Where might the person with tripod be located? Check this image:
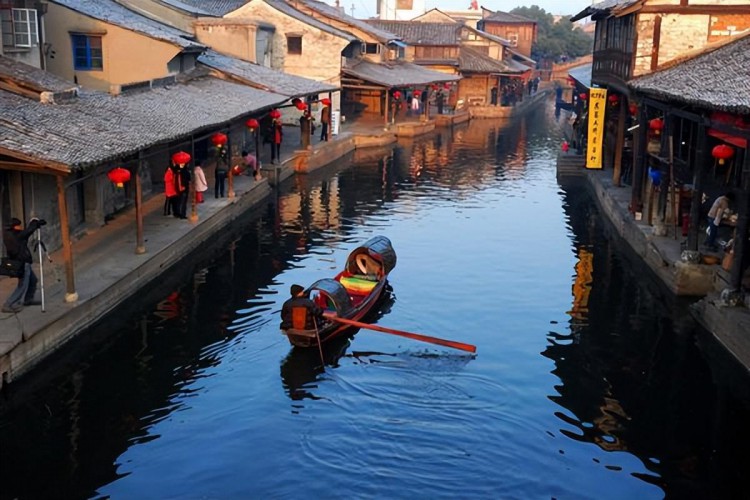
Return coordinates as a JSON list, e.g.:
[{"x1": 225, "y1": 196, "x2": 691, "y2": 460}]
[{"x1": 2, "y1": 217, "x2": 45, "y2": 313}]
